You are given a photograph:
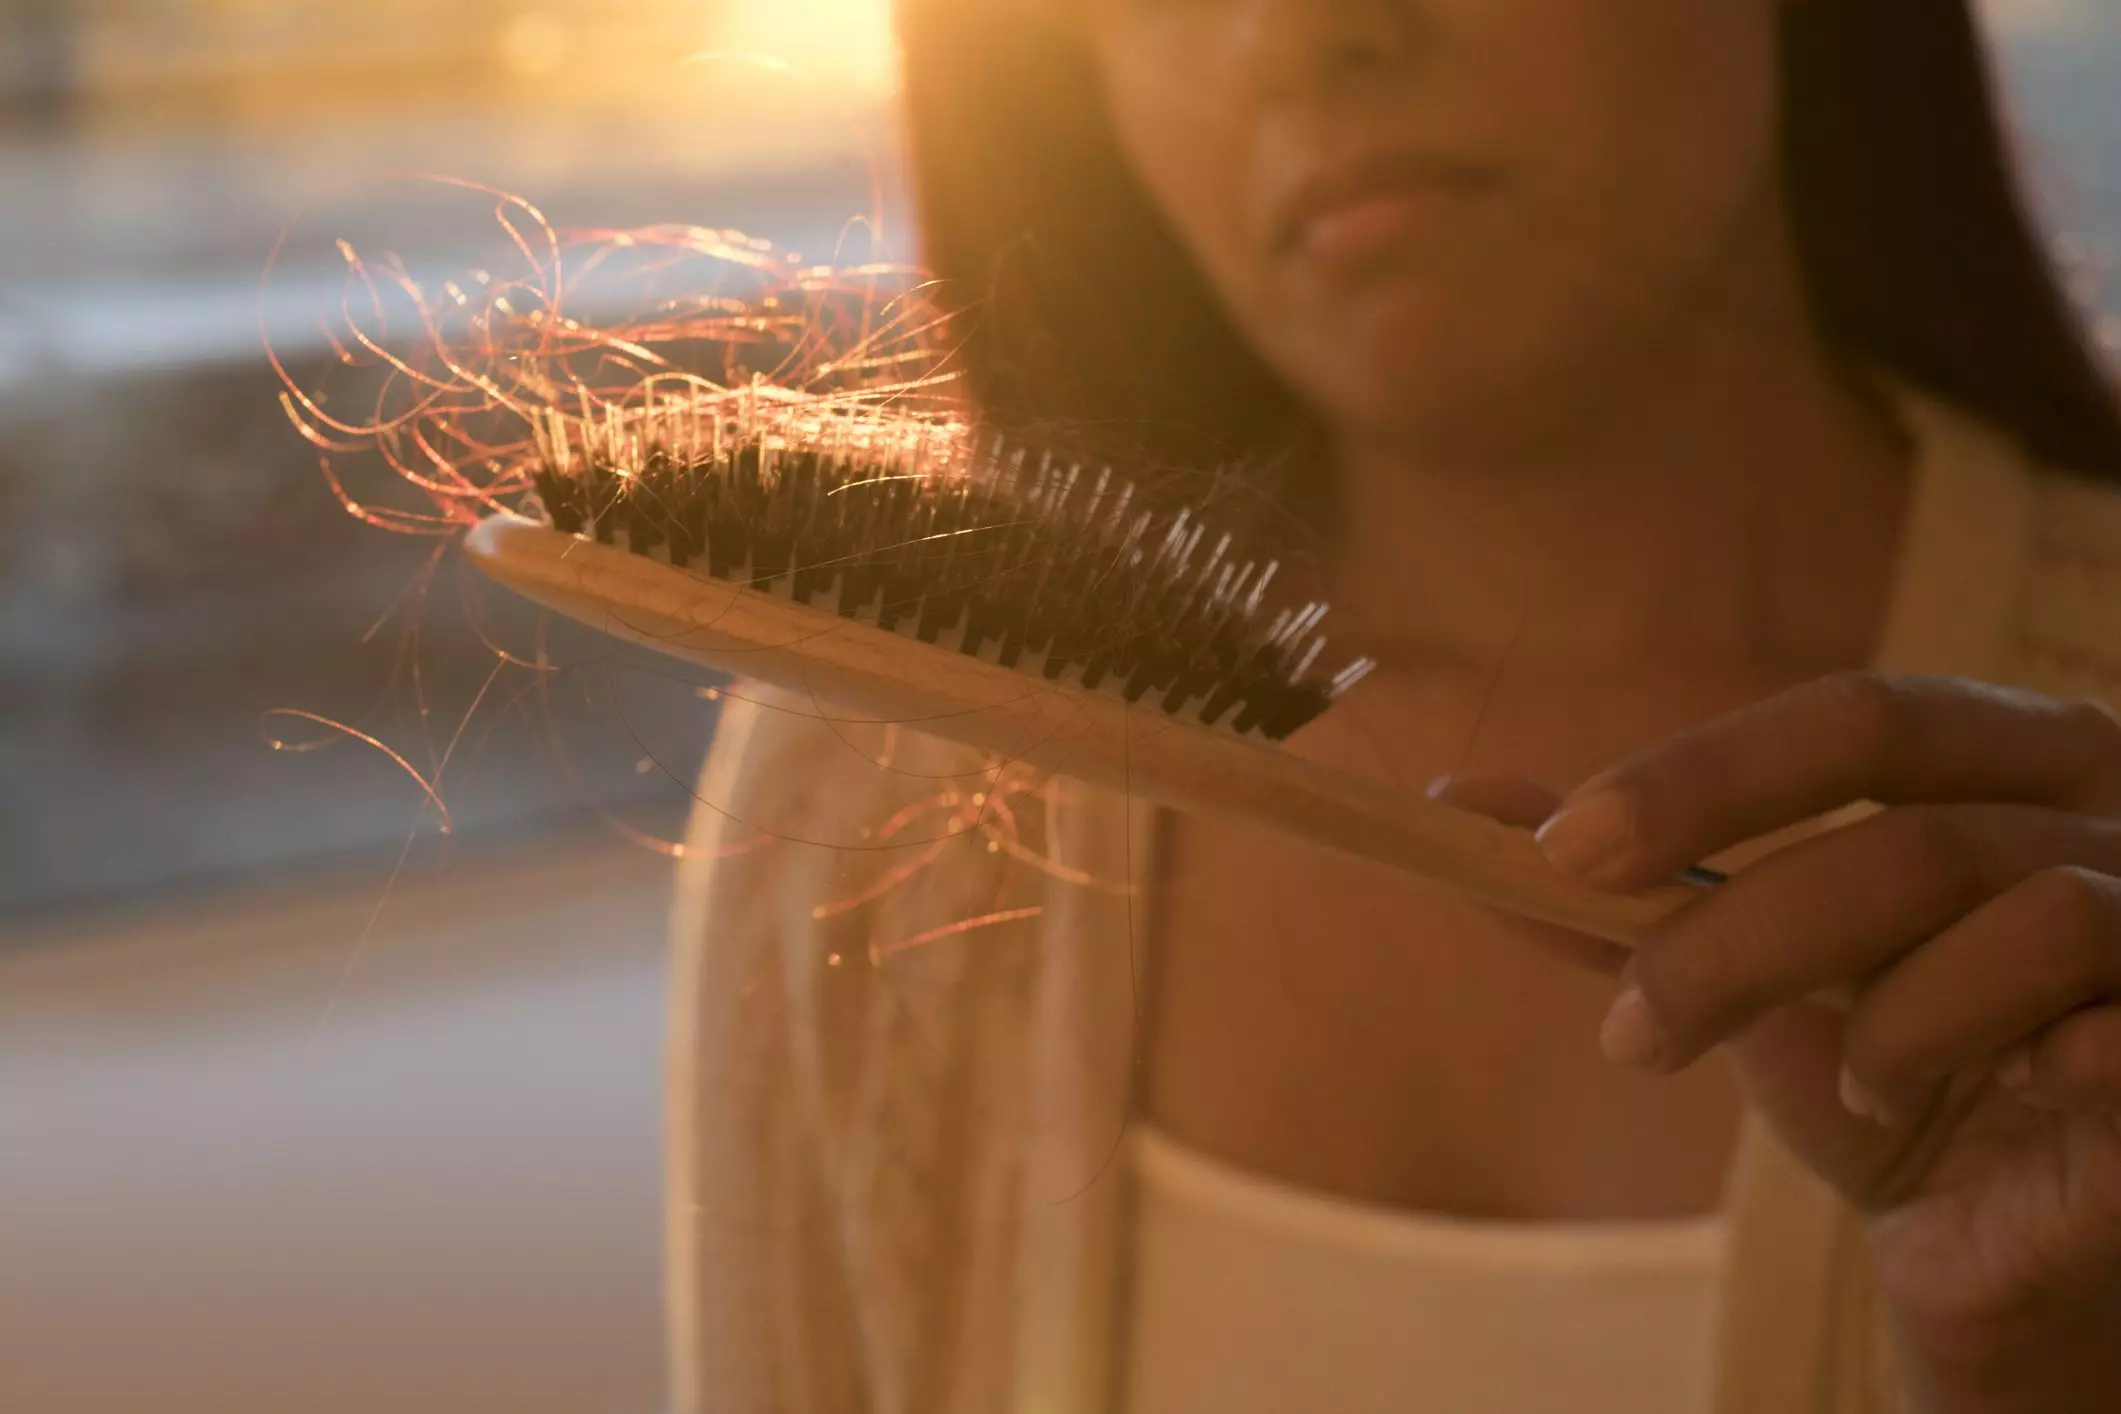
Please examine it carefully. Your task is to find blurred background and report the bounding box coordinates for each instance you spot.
[0,3,2113,1412]
[0,4,901,1413]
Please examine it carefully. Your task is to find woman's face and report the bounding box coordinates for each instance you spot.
[1080,0,1789,455]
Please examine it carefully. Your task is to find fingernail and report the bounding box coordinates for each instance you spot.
[1838,1065,1893,1126]
[1537,790,1634,879]
[1424,775,1453,799]
[1996,1044,2034,1091]
[1599,986,1669,1071]
[1996,1050,2065,1108]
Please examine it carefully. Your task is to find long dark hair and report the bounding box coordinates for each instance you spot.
[896,0,2121,478]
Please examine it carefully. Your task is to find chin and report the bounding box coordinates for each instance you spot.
[1284,286,1615,455]
[1297,315,1518,440]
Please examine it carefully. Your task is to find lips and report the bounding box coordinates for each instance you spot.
[1272,151,1501,258]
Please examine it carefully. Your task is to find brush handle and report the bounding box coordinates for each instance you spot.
[466,515,1700,945]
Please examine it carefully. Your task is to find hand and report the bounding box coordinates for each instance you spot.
[1444,673,2121,1411]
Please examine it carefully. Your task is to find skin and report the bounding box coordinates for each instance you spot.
[1078,0,2121,1406]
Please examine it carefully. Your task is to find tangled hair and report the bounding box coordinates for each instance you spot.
[897,0,2121,479]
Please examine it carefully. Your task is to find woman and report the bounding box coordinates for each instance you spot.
[669,2,2121,1410]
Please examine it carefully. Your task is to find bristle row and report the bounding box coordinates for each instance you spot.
[524,410,1374,741]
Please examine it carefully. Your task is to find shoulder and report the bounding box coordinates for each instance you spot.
[674,684,1003,935]
[2003,467,2121,703]
[1888,380,2121,704]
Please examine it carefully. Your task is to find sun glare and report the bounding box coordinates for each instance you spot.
[714,0,903,97]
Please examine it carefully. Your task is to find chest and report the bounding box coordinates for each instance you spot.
[1141,669,1767,1220]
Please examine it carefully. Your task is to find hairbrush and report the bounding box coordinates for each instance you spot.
[462,393,1712,946]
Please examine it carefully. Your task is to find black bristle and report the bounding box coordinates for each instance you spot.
[522,410,1371,742]
[532,466,587,535]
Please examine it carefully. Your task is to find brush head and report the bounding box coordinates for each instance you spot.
[518,397,1373,741]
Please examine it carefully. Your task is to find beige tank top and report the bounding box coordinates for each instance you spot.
[1125,1126,1726,1414]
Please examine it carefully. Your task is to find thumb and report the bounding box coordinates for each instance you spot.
[1424,772,1563,829]
[1425,773,1631,977]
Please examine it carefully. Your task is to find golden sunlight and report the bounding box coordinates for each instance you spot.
[714,0,903,97]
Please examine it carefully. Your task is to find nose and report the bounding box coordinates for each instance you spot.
[1238,0,1427,101]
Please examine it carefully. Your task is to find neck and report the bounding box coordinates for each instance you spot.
[1326,264,1912,686]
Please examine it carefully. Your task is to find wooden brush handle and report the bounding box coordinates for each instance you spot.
[467,515,1701,946]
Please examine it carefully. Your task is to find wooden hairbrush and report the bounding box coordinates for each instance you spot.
[460,399,1715,948]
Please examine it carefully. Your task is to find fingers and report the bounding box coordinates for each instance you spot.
[1999,1003,2121,1113]
[1604,805,2121,1073]
[1537,674,2121,891]
[1841,867,2121,1122]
